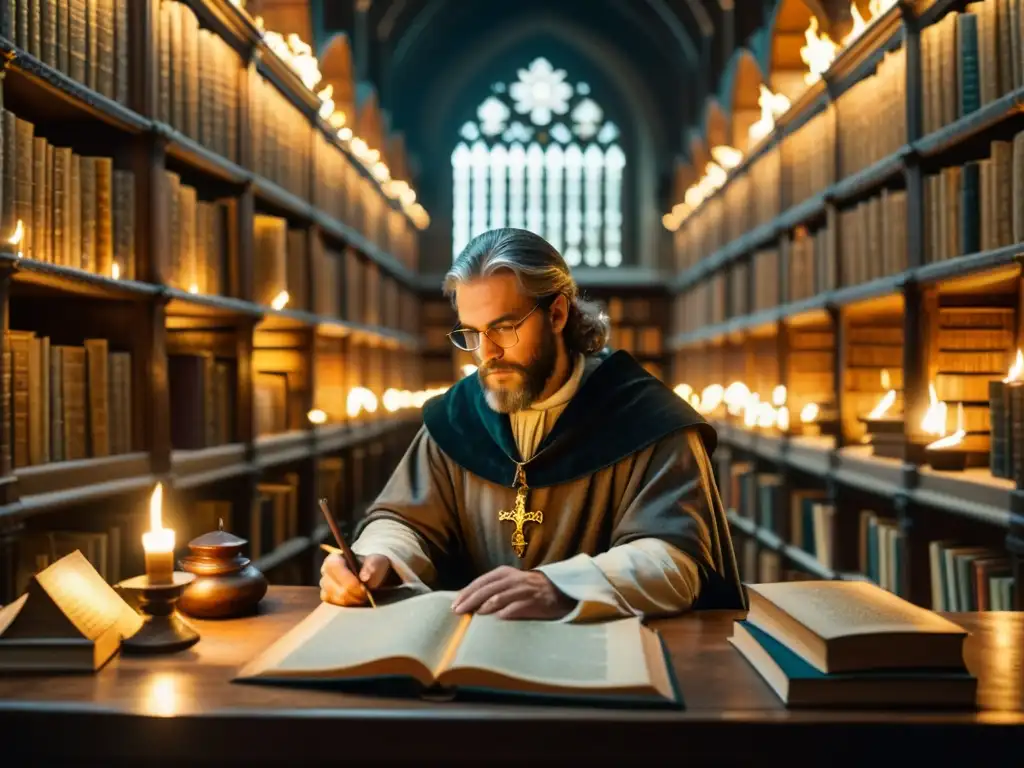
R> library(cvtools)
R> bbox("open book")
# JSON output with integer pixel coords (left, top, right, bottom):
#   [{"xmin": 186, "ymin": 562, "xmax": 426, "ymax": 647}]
[
  {"xmin": 235, "ymin": 591, "xmax": 680, "ymax": 707},
  {"xmin": 0, "ymin": 550, "xmax": 144, "ymax": 672}
]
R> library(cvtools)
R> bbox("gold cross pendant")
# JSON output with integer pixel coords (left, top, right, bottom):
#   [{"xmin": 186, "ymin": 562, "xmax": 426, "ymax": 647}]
[{"xmin": 497, "ymin": 465, "xmax": 543, "ymax": 558}]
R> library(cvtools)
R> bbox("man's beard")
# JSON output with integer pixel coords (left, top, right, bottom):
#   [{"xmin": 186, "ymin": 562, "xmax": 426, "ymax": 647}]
[{"xmin": 478, "ymin": 327, "xmax": 557, "ymax": 414}]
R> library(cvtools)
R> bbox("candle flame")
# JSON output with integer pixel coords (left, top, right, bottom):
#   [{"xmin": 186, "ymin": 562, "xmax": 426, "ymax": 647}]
[
  {"xmin": 920, "ymin": 383, "xmax": 948, "ymax": 437},
  {"xmin": 149, "ymin": 483, "xmax": 164, "ymax": 532},
  {"xmin": 868, "ymin": 369, "xmax": 896, "ymax": 419},
  {"xmin": 188, "ymin": 283, "xmax": 199, "ymax": 294},
  {"xmin": 1004, "ymin": 349, "xmax": 1024, "ymax": 383},
  {"xmin": 698, "ymin": 384, "xmax": 725, "ymax": 415},
  {"xmin": 772, "ymin": 385, "xmax": 787, "ymax": 407},
  {"xmin": 111, "ymin": 262, "xmax": 121, "ymax": 280},
  {"xmin": 710, "ymin": 145, "xmax": 743, "ymax": 170},
  {"xmin": 776, "ymin": 405, "xmax": 791, "ymax": 432},
  {"xmin": 270, "ymin": 290, "xmax": 289, "ymax": 310},
  {"xmin": 8, "ymin": 219, "xmax": 24, "ymax": 245},
  {"xmin": 926, "ymin": 402, "xmax": 965, "ymax": 450},
  {"xmin": 307, "ymin": 408, "xmax": 327, "ymax": 424},
  {"xmin": 673, "ymin": 383, "xmax": 694, "ymax": 401},
  {"xmin": 800, "ymin": 402, "xmax": 820, "ymax": 423},
  {"xmin": 346, "ymin": 386, "xmax": 378, "ymax": 417}
]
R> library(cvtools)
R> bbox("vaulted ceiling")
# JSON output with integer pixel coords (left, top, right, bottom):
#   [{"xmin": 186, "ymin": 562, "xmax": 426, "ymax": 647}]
[{"xmin": 315, "ymin": 0, "xmax": 773, "ymax": 199}]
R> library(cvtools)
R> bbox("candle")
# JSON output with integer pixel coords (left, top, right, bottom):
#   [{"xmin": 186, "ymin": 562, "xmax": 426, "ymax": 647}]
[{"xmin": 142, "ymin": 483, "xmax": 175, "ymax": 585}]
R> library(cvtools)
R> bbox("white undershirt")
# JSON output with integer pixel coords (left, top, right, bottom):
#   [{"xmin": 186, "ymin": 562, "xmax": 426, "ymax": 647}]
[{"xmin": 510, "ymin": 353, "xmax": 586, "ymax": 461}]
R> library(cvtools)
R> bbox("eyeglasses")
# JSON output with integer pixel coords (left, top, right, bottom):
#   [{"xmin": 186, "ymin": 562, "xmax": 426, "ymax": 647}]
[{"xmin": 447, "ymin": 303, "xmax": 543, "ymax": 352}]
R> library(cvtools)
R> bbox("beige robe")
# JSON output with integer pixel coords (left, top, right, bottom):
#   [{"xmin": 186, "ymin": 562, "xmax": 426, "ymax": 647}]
[{"xmin": 352, "ymin": 354, "xmax": 732, "ymax": 623}]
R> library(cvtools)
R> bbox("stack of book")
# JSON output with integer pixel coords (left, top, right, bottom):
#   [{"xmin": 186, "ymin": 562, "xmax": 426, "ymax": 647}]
[{"xmin": 730, "ymin": 581, "xmax": 978, "ymax": 708}]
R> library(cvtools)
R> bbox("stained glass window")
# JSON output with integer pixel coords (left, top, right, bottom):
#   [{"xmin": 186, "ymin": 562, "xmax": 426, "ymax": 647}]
[{"xmin": 451, "ymin": 56, "xmax": 625, "ymax": 266}]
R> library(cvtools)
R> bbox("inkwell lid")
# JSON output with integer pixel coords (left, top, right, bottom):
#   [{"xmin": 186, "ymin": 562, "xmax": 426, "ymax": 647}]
[{"xmin": 180, "ymin": 519, "xmax": 249, "ymax": 577}]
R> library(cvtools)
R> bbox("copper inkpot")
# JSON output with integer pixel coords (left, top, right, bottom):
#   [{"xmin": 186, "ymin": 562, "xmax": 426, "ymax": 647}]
[{"xmin": 177, "ymin": 519, "xmax": 268, "ymax": 619}]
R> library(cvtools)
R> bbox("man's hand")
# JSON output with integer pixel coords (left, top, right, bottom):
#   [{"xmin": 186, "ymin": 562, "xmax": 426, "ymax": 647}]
[
  {"xmin": 451, "ymin": 566, "xmax": 576, "ymax": 620},
  {"xmin": 319, "ymin": 553, "xmax": 391, "ymax": 606}
]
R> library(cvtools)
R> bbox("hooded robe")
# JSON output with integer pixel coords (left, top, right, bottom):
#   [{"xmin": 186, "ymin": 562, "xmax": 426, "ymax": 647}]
[{"xmin": 350, "ymin": 350, "xmax": 746, "ymax": 621}]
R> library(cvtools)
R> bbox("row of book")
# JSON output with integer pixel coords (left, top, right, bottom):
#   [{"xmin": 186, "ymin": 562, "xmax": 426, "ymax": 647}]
[
  {"xmin": 722, "ymin": 457, "xmax": 1017, "ymax": 613},
  {"xmin": 921, "ymin": 1, "xmax": 1019, "ymax": 137},
  {"xmin": 672, "ymin": 148, "xmax": 781, "ymax": 272},
  {"xmin": 0, "ymin": 106, "xmax": 420, "ymax": 330},
  {"xmin": 0, "ymin": 0, "xmax": 129, "ymax": 105},
  {"xmin": 4, "ymin": 332, "xmax": 132, "ymax": 471},
  {"xmin": 835, "ymin": 47, "xmax": 907, "ymax": 177},
  {"xmin": 924, "ymin": 136, "xmax": 1020, "ymax": 264},
  {"xmin": 156, "ymin": 0, "xmax": 418, "ymax": 266},
  {"xmin": 158, "ymin": 0, "xmax": 239, "ymax": 163},
  {"xmin": 672, "ymin": 185, "xmax": 909, "ymax": 335},
  {"xmin": 254, "ymin": 212, "xmax": 420, "ymax": 334},
  {"xmin": 165, "ymin": 170, "xmax": 229, "ymax": 297},
  {"xmin": 167, "ymin": 351, "xmax": 236, "ymax": 451},
  {"xmin": 0, "ymin": 110, "xmax": 135, "ymax": 278},
  {"xmin": 672, "ymin": 45, "xmax": 905, "ymax": 276},
  {"xmin": 786, "ymin": 224, "xmax": 835, "ymax": 303}
]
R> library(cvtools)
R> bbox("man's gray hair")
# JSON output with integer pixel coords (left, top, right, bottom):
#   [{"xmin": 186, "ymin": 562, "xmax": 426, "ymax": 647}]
[{"xmin": 443, "ymin": 228, "xmax": 611, "ymax": 357}]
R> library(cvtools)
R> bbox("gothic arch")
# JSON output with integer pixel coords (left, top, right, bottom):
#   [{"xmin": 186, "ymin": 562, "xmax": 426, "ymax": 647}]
[
  {"xmin": 702, "ymin": 98, "xmax": 728, "ymax": 152},
  {"xmin": 318, "ymin": 32, "xmax": 355, "ymax": 122},
  {"xmin": 721, "ymin": 48, "xmax": 767, "ymax": 155},
  {"xmin": 356, "ymin": 83, "xmax": 385, "ymax": 153},
  {"xmin": 450, "ymin": 56, "xmax": 628, "ymax": 268},
  {"xmin": 766, "ymin": 0, "xmax": 825, "ymax": 103},
  {"xmin": 417, "ymin": 12, "xmax": 666, "ymax": 271},
  {"xmin": 687, "ymin": 129, "xmax": 710, "ymax": 177}
]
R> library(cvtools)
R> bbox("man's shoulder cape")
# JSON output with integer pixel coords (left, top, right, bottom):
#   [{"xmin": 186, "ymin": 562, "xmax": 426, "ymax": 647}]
[{"xmin": 421, "ymin": 350, "xmax": 717, "ymax": 488}]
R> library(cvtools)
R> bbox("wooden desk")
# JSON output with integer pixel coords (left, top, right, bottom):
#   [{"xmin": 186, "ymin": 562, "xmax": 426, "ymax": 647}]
[{"xmin": 0, "ymin": 587, "xmax": 1022, "ymax": 765}]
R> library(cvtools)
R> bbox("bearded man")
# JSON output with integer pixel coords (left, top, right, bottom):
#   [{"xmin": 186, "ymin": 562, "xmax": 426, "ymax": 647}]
[{"xmin": 320, "ymin": 227, "xmax": 744, "ymax": 621}]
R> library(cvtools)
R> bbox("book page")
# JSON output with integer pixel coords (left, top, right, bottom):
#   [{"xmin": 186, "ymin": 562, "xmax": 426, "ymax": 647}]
[
  {"xmin": 446, "ymin": 615, "xmax": 654, "ymax": 690},
  {"xmin": 33, "ymin": 550, "xmax": 142, "ymax": 640},
  {"xmin": 237, "ymin": 591, "xmax": 463, "ymax": 681},
  {"xmin": 748, "ymin": 581, "xmax": 968, "ymax": 640}
]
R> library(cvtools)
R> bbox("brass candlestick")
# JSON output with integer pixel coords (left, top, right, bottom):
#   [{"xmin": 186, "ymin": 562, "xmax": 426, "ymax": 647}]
[{"xmin": 117, "ymin": 572, "xmax": 200, "ymax": 654}]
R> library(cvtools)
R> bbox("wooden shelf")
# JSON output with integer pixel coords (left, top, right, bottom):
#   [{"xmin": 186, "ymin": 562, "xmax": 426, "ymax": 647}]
[
  {"xmin": 2, "ymin": 253, "xmax": 159, "ymax": 301},
  {"xmin": 171, "ymin": 443, "xmax": 250, "ymax": 490},
  {"xmin": 253, "ymin": 430, "xmax": 314, "ymax": 469},
  {"xmin": 716, "ymin": 425, "xmax": 1015, "ymax": 530},
  {"xmin": 830, "ymin": 148, "xmax": 907, "ymax": 206},
  {"xmin": 913, "ymin": 85, "xmax": 1024, "ymax": 158},
  {"xmin": 162, "ymin": 125, "xmax": 250, "ymax": 186},
  {"xmin": 5, "ymin": 453, "xmax": 155, "ymax": 518},
  {"xmin": 0, "ymin": 37, "xmax": 150, "ymax": 135}
]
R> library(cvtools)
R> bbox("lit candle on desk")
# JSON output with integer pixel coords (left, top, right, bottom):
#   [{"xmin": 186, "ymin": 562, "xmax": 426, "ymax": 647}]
[{"xmin": 142, "ymin": 483, "xmax": 175, "ymax": 585}]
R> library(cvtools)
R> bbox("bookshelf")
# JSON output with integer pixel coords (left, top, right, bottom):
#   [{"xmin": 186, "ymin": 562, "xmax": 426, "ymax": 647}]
[
  {"xmin": 668, "ymin": 0, "xmax": 1023, "ymax": 612},
  {"xmin": 0, "ymin": 0, "xmax": 430, "ymax": 603}
]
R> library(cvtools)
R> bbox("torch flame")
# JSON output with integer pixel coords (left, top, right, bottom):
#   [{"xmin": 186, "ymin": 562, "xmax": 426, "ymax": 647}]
[
  {"xmin": 800, "ymin": 16, "xmax": 839, "ymax": 85},
  {"xmin": 843, "ymin": 3, "xmax": 869, "ymax": 46},
  {"xmin": 748, "ymin": 84, "xmax": 792, "ymax": 144}
]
